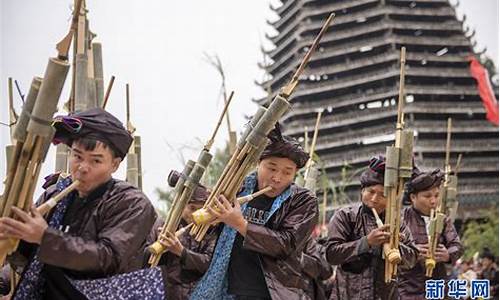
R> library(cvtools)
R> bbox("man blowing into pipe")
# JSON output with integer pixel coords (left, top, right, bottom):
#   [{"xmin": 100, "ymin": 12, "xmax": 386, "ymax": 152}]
[
  {"xmin": 145, "ymin": 170, "xmax": 218, "ymax": 300},
  {"xmin": 323, "ymin": 156, "xmax": 418, "ymax": 300},
  {"xmin": 190, "ymin": 124, "xmax": 318, "ymax": 300},
  {"xmin": 398, "ymin": 169, "xmax": 463, "ymax": 299},
  {"xmin": 0, "ymin": 107, "xmax": 156, "ymax": 299}
]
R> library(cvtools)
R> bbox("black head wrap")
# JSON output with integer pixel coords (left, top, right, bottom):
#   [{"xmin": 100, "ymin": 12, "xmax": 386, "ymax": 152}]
[
  {"xmin": 52, "ymin": 108, "xmax": 133, "ymax": 159},
  {"xmin": 260, "ymin": 123, "xmax": 309, "ymax": 169},
  {"xmin": 406, "ymin": 169, "xmax": 444, "ymax": 195},
  {"xmin": 401, "ymin": 167, "xmax": 442, "ymax": 204},
  {"xmin": 480, "ymin": 247, "xmax": 496, "ymax": 261},
  {"xmin": 359, "ymin": 155, "xmax": 386, "ymax": 188},
  {"xmin": 167, "ymin": 170, "xmax": 210, "ymax": 203}
]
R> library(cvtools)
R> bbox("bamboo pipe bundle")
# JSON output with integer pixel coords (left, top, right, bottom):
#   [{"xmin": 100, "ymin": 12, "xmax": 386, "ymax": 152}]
[
  {"xmin": 190, "ymin": 99, "xmax": 288, "ymax": 242},
  {"xmin": 187, "ymin": 106, "xmax": 267, "ymax": 241},
  {"xmin": 4, "ymin": 177, "xmax": 79, "ymax": 294},
  {"xmin": 147, "ymin": 92, "xmax": 235, "ymax": 266},
  {"xmin": 425, "ymin": 118, "xmax": 453, "ymax": 277},
  {"xmin": 0, "ymin": 57, "xmax": 70, "ymax": 265},
  {"xmin": 190, "ymin": 13, "xmax": 335, "ymax": 242},
  {"xmin": 381, "ymin": 47, "xmax": 413, "ymax": 283},
  {"xmin": 148, "ymin": 152, "xmax": 212, "ymax": 267}
]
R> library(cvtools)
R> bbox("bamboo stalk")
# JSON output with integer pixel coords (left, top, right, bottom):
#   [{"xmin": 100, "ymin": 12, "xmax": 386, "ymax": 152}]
[
  {"xmin": 101, "ymin": 75, "xmax": 115, "ymax": 109},
  {"xmin": 281, "ymin": 13, "xmax": 335, "ymax": 97},
  {"xmin": 205, "ymin": 91, "xmax": 234, "ymax": 151}
]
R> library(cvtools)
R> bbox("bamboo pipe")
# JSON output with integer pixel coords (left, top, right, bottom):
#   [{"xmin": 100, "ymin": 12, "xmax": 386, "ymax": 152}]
[
  {"xmin": 37, "ymin": 180, "xmax": 81, "ymax": 215},
  {"xmin": 192, "ymin": 186, "xmax": 273, "ymax": 225}
]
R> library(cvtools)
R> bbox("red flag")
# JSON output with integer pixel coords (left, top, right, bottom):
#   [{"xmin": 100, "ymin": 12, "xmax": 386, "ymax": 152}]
[{"xmin": 469, "ymin": 56, "xmax": 499, "ymax": 126}]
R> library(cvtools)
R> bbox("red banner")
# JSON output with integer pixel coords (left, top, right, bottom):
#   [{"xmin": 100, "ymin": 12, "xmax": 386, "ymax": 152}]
[{"xmin": 469, "ymin": 56, "xmax": 499, "ymax": 126}]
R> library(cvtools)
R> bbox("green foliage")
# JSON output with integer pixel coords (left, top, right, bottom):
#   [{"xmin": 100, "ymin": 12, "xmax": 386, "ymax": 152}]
[
  {"xmin": 201, "ymin": 144, "xmax": 230, "ymax": 188},
  {"xmin": 326, "ymin": 163, "xmax": 366, "ymax": 207},
  {"xmin": 299, "ymin": 154, "xmax": 366, "ymax": 225},
  {"xmin": 461, "ymin": 208, "xmax": 499, "ymax": 259},
  {"xmin": 482, "ymin": 56, "xmax": 498, "ymax": 89},
  {"xmin": 155, "ymin": 187, "xmax": 174, "ymax": 218}
]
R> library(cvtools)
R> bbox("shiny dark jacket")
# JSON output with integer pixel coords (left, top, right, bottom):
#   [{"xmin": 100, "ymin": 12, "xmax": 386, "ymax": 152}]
[
  {"xmin": 301, "ymin": 237, "xmax": 333, "ymax": 300},
  {"xmin": 146, "ymin": 218, "xmax": 217, "ymax": 300},
  {"xmin": 239, "ymin": 184, "xmax": 319, "ymax": 300},
  {"xmin": 324, "ymin": 203, "xmax": 418, "ymax": 300},
  {"xmin": 11, "ymin": 179, "xmax": 156, "ymax": 286}
]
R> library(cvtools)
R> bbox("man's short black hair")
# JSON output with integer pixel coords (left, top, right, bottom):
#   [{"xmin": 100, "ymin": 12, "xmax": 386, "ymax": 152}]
[
  {"xmin": 481, "ymin": 247, "xmax": 496, "ymax": 261},
  {"xmin": 72, "ymin": 137, "xmax": 119, "ymax": 159}
]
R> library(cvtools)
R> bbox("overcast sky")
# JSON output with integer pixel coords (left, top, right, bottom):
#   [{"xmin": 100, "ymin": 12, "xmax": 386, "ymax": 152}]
[{"xmin": 0, "ymin": 0, "xmax": 498, "ymax": 207}]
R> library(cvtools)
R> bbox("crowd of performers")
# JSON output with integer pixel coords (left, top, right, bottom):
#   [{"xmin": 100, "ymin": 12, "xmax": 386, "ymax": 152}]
[{"xmin": 0, "ymin": 107, "xmax": 497, "ymax": 300}]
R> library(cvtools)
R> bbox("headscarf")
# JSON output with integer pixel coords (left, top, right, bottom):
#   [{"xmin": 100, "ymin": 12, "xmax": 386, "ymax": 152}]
[
  {"xmin": 52, "ymin": 107, "xmax": 133, "ymax": 159},
  {"xmin": 260, "ymin": 123, "xmax": 309, "ymax": 169},
  {"xmin": 359, "ymin": 155, "xmax": 386, "ymax": 188},
  {"xmin": 405, "ymin": 168, "xmax": 444, "ymax": 195}
]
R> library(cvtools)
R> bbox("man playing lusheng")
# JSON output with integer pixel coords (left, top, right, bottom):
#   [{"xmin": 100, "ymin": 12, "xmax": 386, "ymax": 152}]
[
  {"xmin": 0, "ymin": 108, "xmax": 156, "ymax": 299},
  {"xmin": 324, "ymin": 156, "xmax": 418, "ymax": 300},
  {"xmin": 190, "ymin": 124, "xmax": 318, "ymax": 300},
  {"xmin": 398, "ymin": 169, "xmax": 464, "ymax": 299},
  {"xmin": 145, "ymin": 170, "xmax": 218, "ymax": 300}
]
